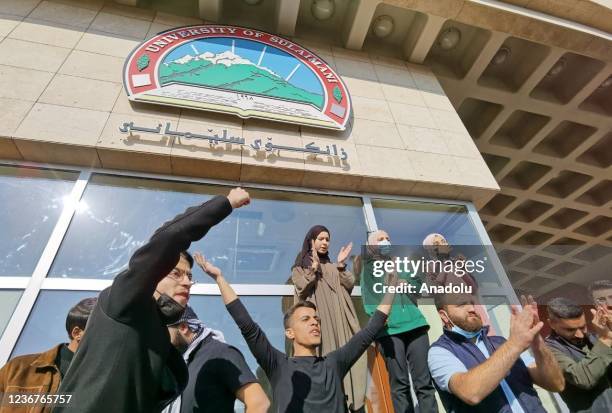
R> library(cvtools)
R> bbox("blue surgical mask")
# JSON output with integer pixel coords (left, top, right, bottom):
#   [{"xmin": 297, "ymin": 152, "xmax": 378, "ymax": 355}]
[
  {"xmin": 451, "ymin": 325, "xmax": 482, "ymax": 339},
  {"xmin": 442, "ymin": 310, "xmax": 482, "ymax": 339},
  {"xmin": 378, "ymin": 239, "xmax": 392, "ymax": 255}
]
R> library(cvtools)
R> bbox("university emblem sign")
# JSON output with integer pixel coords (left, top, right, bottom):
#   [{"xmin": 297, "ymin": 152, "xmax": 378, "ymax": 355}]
[{"xmin": 124, "ymin": 25, "xmax": 351, "ymax": 130}]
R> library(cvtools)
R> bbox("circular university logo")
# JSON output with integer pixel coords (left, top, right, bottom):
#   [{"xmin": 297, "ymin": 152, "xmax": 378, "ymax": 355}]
[{"xmin": 124, "ymin": 25, "xmax": 351, "ymax": 130}]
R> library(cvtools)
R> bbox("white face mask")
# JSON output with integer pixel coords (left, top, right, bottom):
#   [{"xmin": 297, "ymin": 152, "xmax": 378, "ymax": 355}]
[{"xmin": 378, "ymin": 239, "xmax": 391, "ymax": 254}]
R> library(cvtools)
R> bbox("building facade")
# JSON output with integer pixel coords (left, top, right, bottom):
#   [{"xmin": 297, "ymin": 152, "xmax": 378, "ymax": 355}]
[{"xmin": 1, "ymin": 0, "xmax": 610, "ymax": 411}]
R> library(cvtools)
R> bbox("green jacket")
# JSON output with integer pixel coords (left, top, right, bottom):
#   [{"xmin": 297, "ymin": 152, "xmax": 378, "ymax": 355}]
[
  {"xmin": 359, "ymin": 258, "xmax": 428, "ymax": 337},
  {"xmin": 545, "ymin": 332, "xmax": 612, "ymax": 413}
]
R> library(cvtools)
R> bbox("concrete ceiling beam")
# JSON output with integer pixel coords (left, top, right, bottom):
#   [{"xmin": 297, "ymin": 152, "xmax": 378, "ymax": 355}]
[
  {"xmin": 464, "ymin": 31, "xmax": 508, "ymax": 82},
  {"xmin": 275, "ymin": 0, "xmax": 300, "ymax": 36},
  {"xmin": 404, "ymin": 14, "xmax": 445, "ymax": 64},
  {"xmin": 343, "ymin": 0, "xmax": 382, "ymax": 51},
  {"xmin": 198, "ymin": 0, "xmax": 222, "ymax": 22}
]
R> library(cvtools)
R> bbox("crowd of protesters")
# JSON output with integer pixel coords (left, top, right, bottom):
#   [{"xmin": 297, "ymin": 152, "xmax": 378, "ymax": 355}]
[{"xmin": 0, "ymin": 188, "xmax": 609, "ymax": 413}]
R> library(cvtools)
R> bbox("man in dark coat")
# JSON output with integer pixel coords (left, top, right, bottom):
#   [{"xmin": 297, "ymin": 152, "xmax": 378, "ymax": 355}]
[
  {"xmin": 164, "ymin": 305, "xmax": 269, "ymax": 413},
  {"xmin": 54, "ymin": 187, "xmax": 250, "ymax": 413}
]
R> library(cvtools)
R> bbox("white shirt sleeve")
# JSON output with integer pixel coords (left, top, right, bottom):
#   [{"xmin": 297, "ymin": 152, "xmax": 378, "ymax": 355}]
[
  {"xmin": 520, "ymin": 351, "xmax": 536, "ymax": 367},
  {"xmin": 427, "ymin": 346, "xmax": 468, "ymax": 393}
]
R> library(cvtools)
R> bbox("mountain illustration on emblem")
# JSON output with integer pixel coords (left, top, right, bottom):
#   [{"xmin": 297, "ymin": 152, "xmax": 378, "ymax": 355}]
[{"xmin": 159, "ymin": 40, "xmax": 325, "ymax": 109}]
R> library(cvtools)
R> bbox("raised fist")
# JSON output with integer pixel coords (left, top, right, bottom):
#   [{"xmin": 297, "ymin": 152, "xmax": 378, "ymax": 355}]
[{"xmin": 227, "ymin": 187, "xmax": 250, "ymax": 209}]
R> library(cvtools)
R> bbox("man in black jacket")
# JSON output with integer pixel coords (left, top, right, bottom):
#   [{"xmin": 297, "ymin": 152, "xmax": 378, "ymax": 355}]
[
  {"xmin": 164, "ymin": 305, "xmax": 270, "ymax": 413},
  {"xmin": 54, "ymin": 188, "xmax": 250, "ymax": 413}
]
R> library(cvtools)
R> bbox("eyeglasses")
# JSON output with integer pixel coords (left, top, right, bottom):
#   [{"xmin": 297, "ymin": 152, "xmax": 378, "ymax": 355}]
[{"xmin": 167, "ymin": 268, "xmax": 196, "ymax": 285}]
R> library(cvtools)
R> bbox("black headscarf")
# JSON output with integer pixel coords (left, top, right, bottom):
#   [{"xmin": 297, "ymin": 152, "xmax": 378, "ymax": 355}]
[{"xmin": 292, "ymin": 225, "xmax": 331, "ymax": 269}]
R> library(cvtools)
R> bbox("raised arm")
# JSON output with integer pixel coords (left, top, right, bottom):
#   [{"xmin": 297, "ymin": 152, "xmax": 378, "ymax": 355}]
[
  {"xmin": 526, "ymin": 336, "xmax": 565, "ymax": 391},
  {"xmin": 105, "ymin": 189, "xmax": 248, "ymax": 322},
  {"xmin": 236, "ymin": 383, "xmax": 270, "ymax": 413},
  {"xmin": 337, "ymin": 268, "xmax": 355, "ymax": 292},
  {"xmin": 196, "ymin": 254, "xmax": 284, "ymax": 375},
  {"xmin": 292, "ymin": 243, "xmax": 321, "ymax": 299},
  {"xmin": 336, "ymin": 242, "xmax": 354, "ymax": 292},
  {"xmin": 330, "ymin": 276, "xmax": 396, "ymax": 374},
  {"xmin": 518, "ymin": 295, "xmax": 564, "ymax": 392},
  {"xmin": 291, "ymin": 266, "xmax": 318, "ymax": 299}
]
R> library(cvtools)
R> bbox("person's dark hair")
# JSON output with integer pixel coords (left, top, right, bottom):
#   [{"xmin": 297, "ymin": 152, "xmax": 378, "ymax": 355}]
[
  {"xmin": 292, "ymin": 225, "xmax": 331, "ymax": 269},
  {"xmin": 547, "ymin": 297, "xmax": 583, "ymax": 319},
  {"xmin": 283, "ymin": 301, "xmax": 317, "ymax": 329},
  {"xmin": 588, "ymin": 280, "xmax": 612, "ymax": 299},
  {"xmin": 433, "ymin": 293, "xmax": 456, "ymax": 311},
  {"xmin": 65, "ymin": 297, "xmax": 98, "ymax": 339},
  {"xmin": 434, "ymin": 292, "xmax": 479, "ymax": 310},
  {"xmin": 180, "ymin": 251, "xmax": 194, "ymax": 268}
]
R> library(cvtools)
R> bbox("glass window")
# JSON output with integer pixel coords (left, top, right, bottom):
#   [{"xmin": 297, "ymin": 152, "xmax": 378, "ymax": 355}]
[
  {"xmin": 11, "ymin": 290, "xmax": 97, "ymax": 357},
  {"xmin": 372, "ymin": 200, "xmax": 481, "ymax": 245},
  {"xmin": 204, "ymin": 188, "xmax": 367, "ymax": 284},
  {"xmin": 188, "ymin": 295, "xmax": 287, "ymax": 374},
  {"xmin": 0, "ymin": 290, "xmax": 23, "ymax": 337},
  {"xmin": 0, "ymin": 165, "xmax": 78, "ymax": 276},
  {"xmin": 372, "ymin": 199, "xmax": 502, "ymax": 288},
  {"xmin": 50, "ymin": 174, "xmax": 367, "ymax": 284},
  {"xmin": 11, "ymin": 292, "xmax": 286, "ymax": 377},
  {"xmin": 482, "ymin": 295, "xmax": 512, "ymax": 337}
]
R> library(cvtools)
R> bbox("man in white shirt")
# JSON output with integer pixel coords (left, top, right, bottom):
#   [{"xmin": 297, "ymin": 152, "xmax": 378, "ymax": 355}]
[{"xmin": 427, "ymin": 293, "xmax": 564, "ymax": 413}]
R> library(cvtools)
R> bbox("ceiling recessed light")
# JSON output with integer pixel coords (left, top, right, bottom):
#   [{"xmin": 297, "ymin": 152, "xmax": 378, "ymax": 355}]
[
  {"xmin": 599, "ymin": 77, "xmax": 612, "ymax": 88},
  {"xmin": 547, "ymin": 58, "xmax": 566, "ymax": 77},
  {"xmin": 437, "ymin": 27, "xmax": 461, "ymax": 50},
  {"xmin": 492, "ymin": 46, "xmax": 511, "ymax": 65},
  {"xmin": 312, "ymin": 0, "xmax": 334, "ymax": 21},
  {"xmin": 372, "ymin": 15, "xmax": 394, "ymax": 38}
]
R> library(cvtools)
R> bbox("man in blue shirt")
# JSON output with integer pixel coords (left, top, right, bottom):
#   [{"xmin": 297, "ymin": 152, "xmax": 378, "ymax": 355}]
[{"xmin": 427, "ymin": 293, "xmax": 564, "ymax": 412}]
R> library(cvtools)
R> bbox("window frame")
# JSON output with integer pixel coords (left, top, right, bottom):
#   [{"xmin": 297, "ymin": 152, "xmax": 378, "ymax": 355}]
[{"xmin": 0, "ymin": 159, "xmax": 518, "ymax": 364}]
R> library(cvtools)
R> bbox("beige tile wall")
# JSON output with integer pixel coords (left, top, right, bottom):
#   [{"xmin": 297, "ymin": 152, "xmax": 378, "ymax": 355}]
[{"xmin": 0, "ymin": 0, "xmax": 499, "ymax": 206}]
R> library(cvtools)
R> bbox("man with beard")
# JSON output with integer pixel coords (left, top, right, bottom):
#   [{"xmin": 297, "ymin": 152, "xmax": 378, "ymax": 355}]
[
  {"xmin": 164, "ymin": 304, "xmax": 269, "ymax": 413},
  {"xmin": 427, "ymin": 293, "xmax": 564, "ymax": 413},
  {"xmin": 54, "ymin": 187, "xmax": 250, "ymax": 413},
  {"xmin": 545, "ymin": 297, "xmax": 612, "ymax": 412}
]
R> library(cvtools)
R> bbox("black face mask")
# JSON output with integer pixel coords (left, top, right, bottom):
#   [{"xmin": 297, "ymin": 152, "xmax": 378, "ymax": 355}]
[
  {"xmin": 570, "ymin": 336, "xmax": 588, "ymax": 348},
  {"xmin": 156, "ymin": 292, "xmax": 185, "ymax": 325}
]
